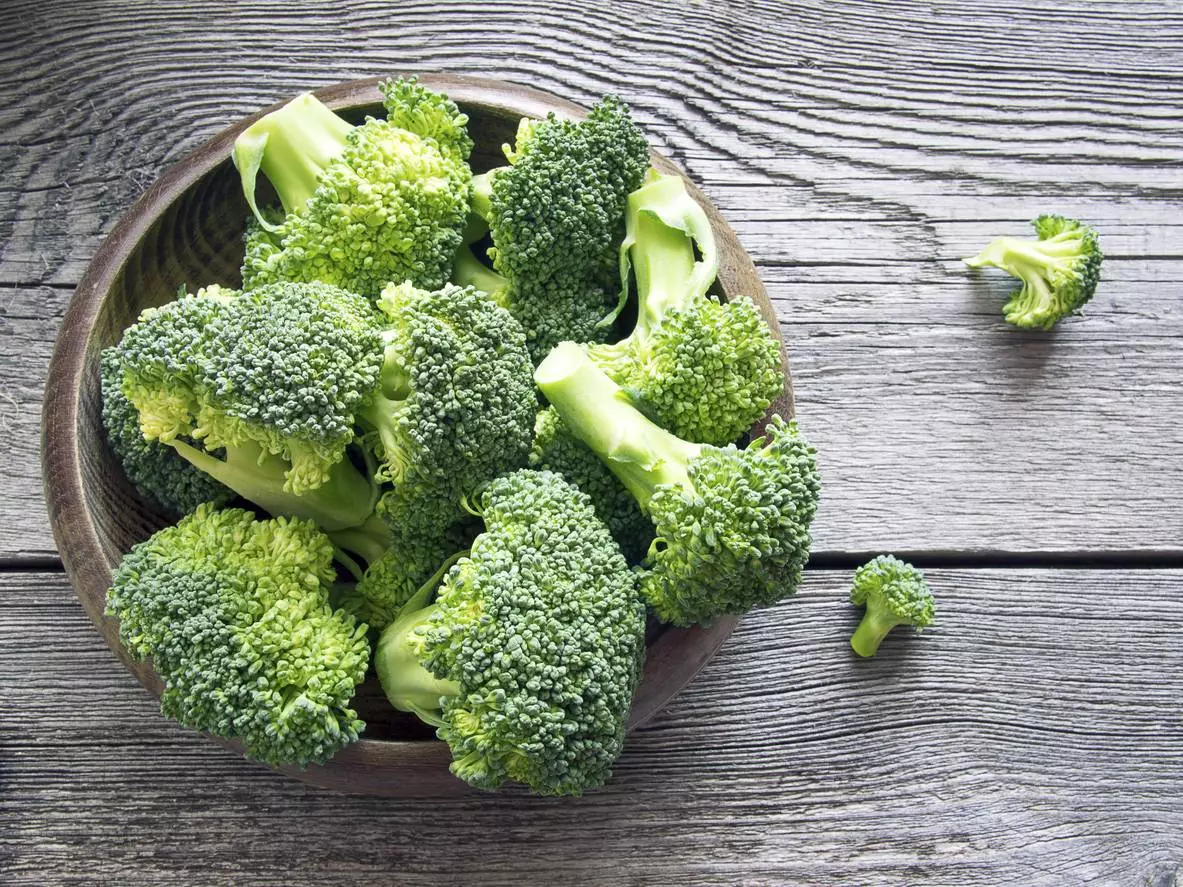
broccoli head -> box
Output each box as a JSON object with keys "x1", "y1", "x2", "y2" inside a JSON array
[
  {"x1": 452, "y1": 96, "x2": 650, "y2": 360},
  {"x1": 536, "y1": 342, "x2": 820, "y2": 626},
  {"x1": 106, "y1": 504, "x2": 371, "y2": 766},
  {"x1": 100, "y1": 347, "x2": 231, "y2": 517},
  {"x1": 588, "y1": 172, "x2": 783, "y2": 447},
  {"x1": 235, "y1": 78, "x2": 472, "y2": 297},
  {"x1": 848, "y1": 555, "x2": 935, "y2": 658},
  {"x1": 964, "y1": 214, "x2": 1103, "y2": 330},
  {"x1": 375, "y1": 469, "x2": 646, "y2": 796},
  {"x1": 112, "y1": 281, "x2": 383, "y2": 530}
]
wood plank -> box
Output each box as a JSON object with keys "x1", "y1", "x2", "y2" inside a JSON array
[{"x1": 2, "y1": 569, "x2": 1180, "y2": 885}]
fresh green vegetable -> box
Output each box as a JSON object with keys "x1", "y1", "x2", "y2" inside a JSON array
[
  {"x1": 375, "y1": 469, "x2": 646, "y2": 796},
  {"x1": 848, "y1": 555, "x2": 935, "y2": 658},
  {"x1": 536, "y1": 342, "x2": 820, "y2": 626},
  {"x1": 106, "y1": 503, "x2": 370, "y2": 766},
  {"x1": 111, "y1": 281, "x2": 383, "y2": 531},
  {"x1": 235, "y1": 77, "x2": 472, "y2": 297},
  {"x1": 588, "y1": 172, "x2": 783, "y2": 446},
  {"x1": 963, "y1": 214, "x2": 1103, "y2": 329},
  {"x1": 452, "y1": 97, "x2": 650, "y2": 360},
  {"x1": 528, "y1": 405, "x2": 652, "y2": 564},
  {"x1": 100, "y1": 347, "x2": 231, "y2": 517}
]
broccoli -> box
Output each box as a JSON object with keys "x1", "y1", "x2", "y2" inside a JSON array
[
  {"x1": 587, "y1": 172, "x2": 784, "y2": 447},
  {"x1": 234, "y1": 77, "x2": 472, "y2": 297},
  {"x1": 106, "y1": 503, "x2": 371, "y2": 766},
  {"x1": 529, "y1": 406, "x2": 652, "y2": 564},
  {"x1": 112, "y1": 281, "x2": 382, "y2": 531},
  {"x1": 100, "y1": 347, "x2": 231, "y2": 517},
  {"x1": 375, "y1": 469, "x2": 646, "y2": 796},
  {"x1": 848, "y1": 555, "x2": 935, "y2": 658},
  {"x1": 963, "y1": 214, "x2": 1103, "y2": 330},
  {"x1": 451, "y1": 96, "x2": 650, "y2": 360},
  {"x1": 536, "y1": 342, "x2": 820, "y2": 626}
]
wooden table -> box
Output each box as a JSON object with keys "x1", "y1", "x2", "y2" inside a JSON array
[{"x1": 3, "y1": 2, "x2": 1181, "y2": 884}]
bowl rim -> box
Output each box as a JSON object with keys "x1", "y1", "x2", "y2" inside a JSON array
[{"x1": 41, "y1": 74, "x2": 791, "y2": 796}]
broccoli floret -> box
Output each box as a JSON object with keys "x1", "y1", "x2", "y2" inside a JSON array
[
  {"x1": 100, "y1": 347, "x2": 231, "y2": 517},
  {"x1": 112, "y1": 282, "x2": 382, "y2": 530},
  {"x1": 106, "y1": 504, "x2": 371, "y2": 766},
  {"x1": 587, "y1": 173, "x2": 784, "y2": 446},
  {"x1": 963, "y1": 214, "x2": 1103, "y2": 329},
  {"x1": 234, "y1": 78, "x2": 471, "y2": 297},
  {"x1": 848, "y1": 555, "x2": 935, "y2": 658},
  {"x1": 452, "y1": 96, "x2": 650, "y2": 360},
  {"x1": 375, "y1": 469, "x2": 646, "y2": 796},
  {"x1": 529, "y1": 406, "x2": 652, "y2": 564},
  {"x1": 536, "y1": 342, "x2": 820, "y2": 626}
]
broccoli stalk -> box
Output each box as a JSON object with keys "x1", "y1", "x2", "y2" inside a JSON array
[
  {"x1": 848, "y1": 555, "x2": 936, "y2": 658},
  {"x1": 963, "y1": 214, "x2": 1103, "y2": 330}
]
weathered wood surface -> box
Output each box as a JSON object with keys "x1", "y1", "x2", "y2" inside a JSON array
[
  {"x1": 3, "y1": 2, "x2": 1182, "y2": 561},
  {"x1": 2, "y1": 569, "x2": 1180, "y2": 885}
]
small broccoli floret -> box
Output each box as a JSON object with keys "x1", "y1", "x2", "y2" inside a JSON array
[
  {"x1": 536, "y1": 342, "x2": 820, "y2": 626},
  {"x1": 848, "y1": 555, "x2": 935, "y2": 658},
  {"x1": 106, "y1": 504, "x2": 371, "y2": 766},
  {"x1": 375, "y1": 469, "x2": 646, "y2": 796},
  {"x1": 588, "y1": 173, "x2": 783, "y2": 447},
  {"x1": 529, "y1": 406, "x2": 652, "y2": 563},
  {"x1": 964, "y1": 214, "x2": 1103, "y2": 330},
  {"x1": 234, "y1": 79, "x2": 471, "y2": 297},
  {"x1": 452, "y1": 96, "x2": 650, "y2": 360},
  {"x1": 100, "y1": 347, "x2": 231, "y2": 517},
  {"x1": 112, "y1": 282, "x2": 382, "y2": 530}
]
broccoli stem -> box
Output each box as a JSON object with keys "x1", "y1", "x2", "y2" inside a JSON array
[
  {"x1": 232, "y1": 92, "x2": 354, "y2": 229},
  {"x1": 850, "y1": 608, "x2": 899, "y2": 658},
  {"x1": 469, "y1": 172, "x2": 493, "y2": 221},
  {"x1": 452, "y1": 243, "x2": 508, "y2": 297},
  {"x1": 167, "y1": 438, "x2": 375, "y2": 531},
  {"x1": 328, "y1": 512, "x2": 391, "y2": 568},
  {"x1": 534, "y1": 341, "x2": 698, "y2": 509}
]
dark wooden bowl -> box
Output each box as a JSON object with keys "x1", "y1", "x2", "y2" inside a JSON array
[{"x1": 41, "y1": 75, "x2": 794, "y2": 796}]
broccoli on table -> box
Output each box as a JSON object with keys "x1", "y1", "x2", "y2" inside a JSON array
[
  {"x1": 234, "y1": 77, "x2": 472, "y2": 297},
  {"x1": 536, "y1": 342, "x2": 820, "y2": 627},
  {"x1": 964, "y1": 214, "x2": 1103, "y2": 330},
  {"x1": 100, "y1": 347, "x2": 231, "y2": 517},
  {"x1": 848, "y1": 555, "x2": 935, "y2": 658},
  {"x1": 375, "y1": 469, "x2": 646, "y2": 796},
  {"x1": 106, "y1": 503, "x2": 371, "y2": 767},
  {"x1": 587, "y1": 172, "x2": 784, "y2": 446},
  {"x1": 452, "y1": 96, "x2": 650, "y2": 360}
]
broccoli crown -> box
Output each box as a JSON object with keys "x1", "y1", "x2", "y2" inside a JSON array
[
  {"x1": 106, "y1": 504, "x2": 371, "y2": 766},
  {"x1": 362, "y1": 281, "x2": 536, "y2": 511},
  {"x1": 236, "y1": 87, "x2": 471, "y2": 297},
  {"x1": 964, "y1": 214, "x2": 1103, "y2": 330},
  {"x1": 849, "y1": 555, "x2": 935, "y2": 657},
  {"x1": 529, "y1": 406, "x2": 653, "y2": 564},
  {"x1": 474, "y1": 96, "x2": 650, "y2": 359},
  {"x1": 535, "y1": 342, "x2": 820, "y2": 627},
  {"x1": 100, "y1": 347, "x2": 231, "y2": 517},
  {"x1": 376, "y1": 469, "x2": 646, "y2": 796},
  {"x1": 119, "y1": 282, "x2": 384, "y2": 495}
]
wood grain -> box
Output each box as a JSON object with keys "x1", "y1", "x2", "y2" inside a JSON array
[{"x1": 2, "y1": 568, "x2": 1180, "y2": 885}]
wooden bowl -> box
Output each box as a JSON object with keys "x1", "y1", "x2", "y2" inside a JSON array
[{"x1": 41, "y1": 75, "x2": 794, "y2": 796}]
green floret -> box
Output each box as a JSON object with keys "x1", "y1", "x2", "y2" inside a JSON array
[
  {"x1": 235, "y1": 79, "x2": 471, "y2": 297},
  {"x1": 529, "y1": 406, "x2": 652, "y2": 564},
  {"x1": 100, "y1": 347, "x2": 231, "y2": 517},
  {"x1": 113, "y1": 282, "x2": 382, "y2": 530},
  {"x1": 452, "y1": 96, "x2": 650, "y2": 360},
  {"x1": 588, "y1": 172, "x2": 783, "y2": 447},
  {"x1": 375, "y1": 469, "x2": 646, "y2": 796},
  {"x1": 537, "y1": 343, "x2": 820, "y2": 627},
  {"x1": 106, "y1": 504, "x2": 371, "y2": 767},
  {"x1": 964, "y1": 214, "x2": 1103, "y2": 330},
  {"x1": 848, "y1": 555, "x2": 935, "y2": 658}
]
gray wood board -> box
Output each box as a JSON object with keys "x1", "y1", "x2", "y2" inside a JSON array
[{"x1": 2, "y1": 568, "x2": 1180, "y2": 885}]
